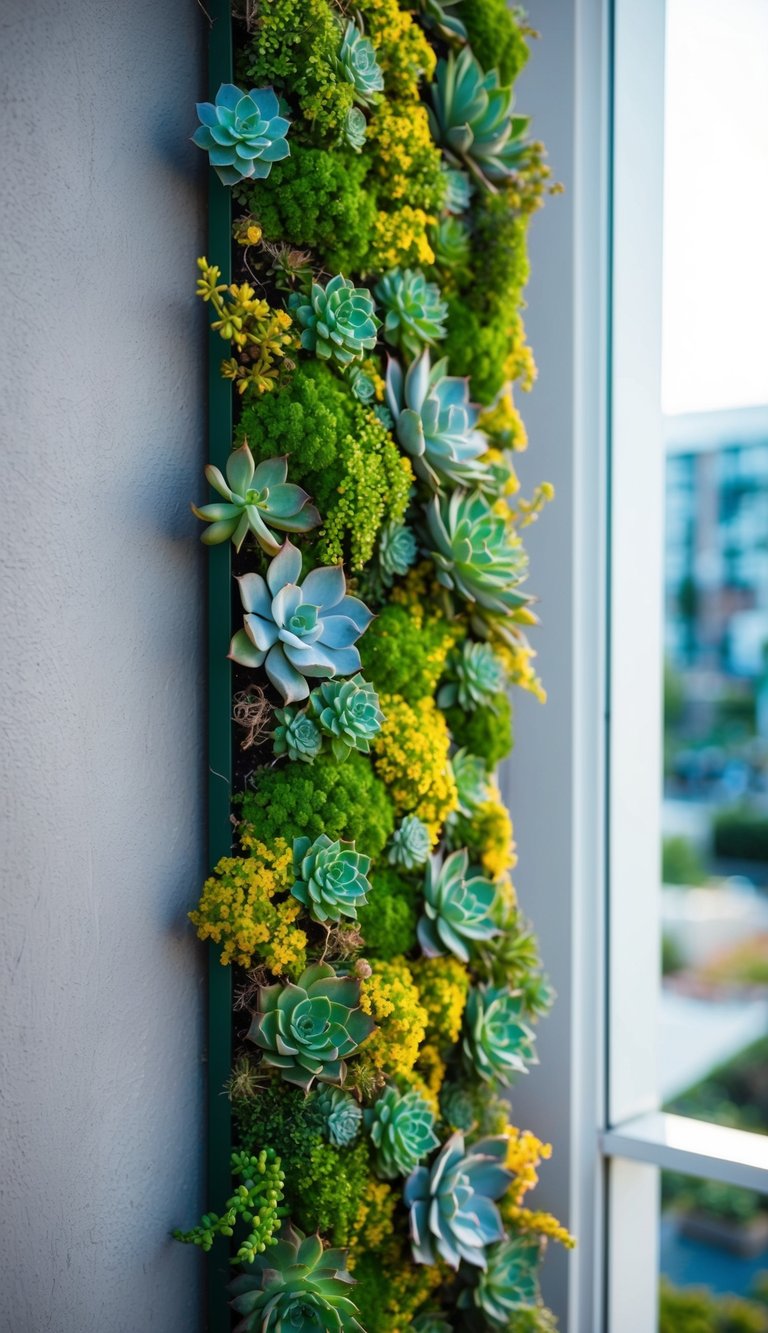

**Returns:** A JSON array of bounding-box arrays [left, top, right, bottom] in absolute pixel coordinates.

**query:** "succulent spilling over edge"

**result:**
[[181, 3, 573, 1330]]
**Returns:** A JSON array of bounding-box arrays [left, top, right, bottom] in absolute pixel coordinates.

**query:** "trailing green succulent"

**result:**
[[388, 814, 432, 871], [289, 275, 380, 367], [427, 47, 529, 190], [308, 674, 385, 761], [193, 83, 290, 185], [378, 521, 418, 585], [463, 984, 537, 1085], [230, 1225, 364, 1332], [375, 268, 448, 360], [248, 962, 376, 1091], [365, 1085, 439, 1179], [405, 1131, 512, 1268], [273, 705, 324, 764], [173, 1149, 285, 1266], [459, 1236, 544, 1327], [438, 639, 507, 711], [337, 20, 385, 106], [314, 1085, 363, 1147], [193, 443, 320, 554], [426, 490, 530, 614], [229, 541, 374, 704], [418, 848, 498, 962], [291, 833, 372, 923], [386, 349, 487, 489]]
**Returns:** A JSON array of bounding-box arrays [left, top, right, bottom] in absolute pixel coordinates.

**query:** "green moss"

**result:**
[[457, 0, 531, 86], [237, 145, 377, 274], [359, 604, 459, 702], [234, 1084, 375, 1246], [358, 867, 419, 958], [237, 752, 395, 861], [239, 0, 356, 142], [351, 1247, 443, 1332], [236, 361, 411, 570], [445, 693, 513, 769]]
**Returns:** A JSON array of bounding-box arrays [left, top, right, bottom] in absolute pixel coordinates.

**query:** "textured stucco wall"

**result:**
[[0, 3, 207, 1329]]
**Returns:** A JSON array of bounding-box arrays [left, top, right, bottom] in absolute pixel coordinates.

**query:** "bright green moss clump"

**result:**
[[359, 603, 460, 702], [457, 0, 531, 85], [237, 752, 395, 861], [237, 146, 377, 274], [358, 866, 420, 958], [445, 692, 514, 770], [236, 362, 412, 569], [235, 1083, 376, 1246]]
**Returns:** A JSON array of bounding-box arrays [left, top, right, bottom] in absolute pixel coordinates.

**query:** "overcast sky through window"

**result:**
[[662, 0, 768, 416]]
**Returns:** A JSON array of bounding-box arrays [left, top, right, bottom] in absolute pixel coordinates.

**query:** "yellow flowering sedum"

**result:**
[[360, 957, 428, 1079], [504, 1125, 552, 1204], [370, 206, 436, 271], [189, 839, 307, 975], [412, 956, 470, 1047], [374, 694, 458, 842], [505, 1205, 576, 1250]]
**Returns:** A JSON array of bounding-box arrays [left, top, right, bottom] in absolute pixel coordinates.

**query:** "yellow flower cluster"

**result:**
[[503, 315, 537, 391], [357, 0, 436, 98], [348, 1180, 397, 1259], [195, 257, 295, 395], [495, 637, 547, 703], [504, 1126, 553, 1205], [360, 957, 428, 1079], [189, 840, 307, 975], [479, 388, 529, 452], [506, 1205, 576, 1250], [370, 205, 436, 270], [412, 956, 470, 1047], [374, 695, 459, 842], [411, 1042, 446, 1115], [369, 103, 441, 201], [473, 793, 518, 879]]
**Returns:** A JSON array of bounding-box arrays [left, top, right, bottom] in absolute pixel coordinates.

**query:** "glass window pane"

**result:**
[[659, 0, 768, 1129], [659, 1171, 768, 1331]]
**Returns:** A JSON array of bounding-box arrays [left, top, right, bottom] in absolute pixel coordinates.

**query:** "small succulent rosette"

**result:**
[[230, 1225, 364, 1332], [192, 443, 320, 554], [308, 674, 384, 761], [404, 1131, 512, 1269], [418, 847, 499, 963], [462, 983, 537, 1086], [337, 21, 385, 106], [375, 268, 448, 361], [364, 1085, 439, 1179], [289, 275, 380, 367], [291, 833, 372, 923], [427, 48, 529, 189], [193, 83, 290, 186]]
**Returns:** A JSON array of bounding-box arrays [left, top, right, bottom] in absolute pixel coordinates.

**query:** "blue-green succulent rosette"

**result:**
[[291, 833, 372, 923], [427, 47, 529, 189], [289, 275, 380, 367], [193, 83, 290, 186], [248, 963, 375, 1092], [192, 443, 320, 555], [365, 1086, 439, 1180], [229, 541, 374, 705], [405, 1131, 512, 1269], [337, 21, 385, 106], [230, 1225, 364, 1332], [308, 674, 384, 761], [313, 1085, 363, 1147], [386, 349, 488, 490], [418, 848, 499, 962]]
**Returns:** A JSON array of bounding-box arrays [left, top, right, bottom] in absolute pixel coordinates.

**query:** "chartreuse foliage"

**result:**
[[183, 2, 566, 1327]]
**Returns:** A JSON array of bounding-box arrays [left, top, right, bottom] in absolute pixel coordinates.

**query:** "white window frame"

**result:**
[[509, 2, 768, 1330]]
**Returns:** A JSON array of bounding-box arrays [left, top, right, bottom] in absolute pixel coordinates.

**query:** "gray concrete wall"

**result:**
[[0, 3, 207, 1329]]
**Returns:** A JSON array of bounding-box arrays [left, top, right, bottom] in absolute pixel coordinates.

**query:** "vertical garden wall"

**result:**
[[178, 2, 572, 1328]]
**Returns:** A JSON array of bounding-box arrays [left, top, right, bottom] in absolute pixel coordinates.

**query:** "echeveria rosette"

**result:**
[[247, 962, 375, 1092], [443, 166, 473, 213], [437, 640, 507, 711], [272, 706, 323, 764], [418, 848, 499, 963], [463, 985, 537, 1086], [416, 0, 468, 41], [379, 522, 418, 586], [459, 1237, 544, 1327], [229, 541, 374, 705], [386, 351, 488, 490], [313, 1085, 363, 1147], [427, 47, 529, 191], [291, 834, 372, 924], [308, 674, 384, 761], [193, 443, 320, 555], [364, 1086, 439, 1180], [230, 1225, 364, 1332], [344, 106, 368, 153], [432, 216, 471, 271], [439, 1081, 477, 1134], [426, 490, 531, 616], [388, 814, 432, 871], [404, 1131, 513, 1269], [337, 21, 385, 107], [289, 275, 380, 367], [375, 268, 448, 361], [451, 749, 490, 818], [193, 84, 290, 186], [412, 1315, 453, 1333]]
